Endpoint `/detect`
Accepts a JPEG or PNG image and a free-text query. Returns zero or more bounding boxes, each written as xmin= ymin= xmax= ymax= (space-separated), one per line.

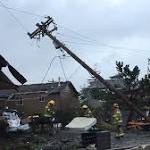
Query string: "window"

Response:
xmin=40 ymin=96 xmax=45 ymax=102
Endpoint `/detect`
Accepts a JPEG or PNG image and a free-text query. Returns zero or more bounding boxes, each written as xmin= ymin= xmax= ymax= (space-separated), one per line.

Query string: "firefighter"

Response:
xmin=37 ymin=100 xmax=56 ymax=134
xmin=81 ymin=105 xmax=93 ymax=117
xmin=44 ymin=100 xmax=56 ymax=118
xmin=112 ymin=103 xmax=124 ymax=138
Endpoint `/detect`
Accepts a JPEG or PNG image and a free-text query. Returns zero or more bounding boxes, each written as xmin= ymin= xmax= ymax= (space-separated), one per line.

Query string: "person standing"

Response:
xmin=42 ymin=100 xmax=56 ymax=134
xmin=44 ymin=100 xmax=56 ymax=118
xmin=112 ymin=103 xmax=124 ymax=138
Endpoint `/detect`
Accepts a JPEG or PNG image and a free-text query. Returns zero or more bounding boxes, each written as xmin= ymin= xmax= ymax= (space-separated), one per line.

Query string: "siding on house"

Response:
xmin=0 ymin=89 xmax=16 ymax=109
xmin=60 ymin=84 xmax=79 ymax=112
xmin=4 ymin=81 xmax=79 ymax=115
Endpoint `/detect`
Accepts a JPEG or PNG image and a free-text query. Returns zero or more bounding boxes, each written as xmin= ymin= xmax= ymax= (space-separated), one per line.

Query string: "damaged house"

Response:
xmin=0 ymin=55 xmax=80 ymax=119
xmin=6 ymin=81 xmax=80 ymax=116
xmin=0 ymin=54 xmax=27 ymax=109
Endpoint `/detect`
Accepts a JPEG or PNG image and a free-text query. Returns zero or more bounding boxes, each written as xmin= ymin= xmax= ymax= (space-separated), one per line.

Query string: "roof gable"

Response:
xmin=18 ymin=82 xmax=67 ymax=92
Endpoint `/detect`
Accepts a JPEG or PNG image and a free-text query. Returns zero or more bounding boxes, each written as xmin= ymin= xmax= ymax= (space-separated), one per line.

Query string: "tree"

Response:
xmin=116 ymin=61 xmax=140 ymax=102
xmin=116 ymin=61 xmax=140 ymax=91
xmin=140 ymin=75 xmax=150 ymax=96
xmin=116 ymin=61 xmax=141 ymax=124
xmin=139 ymin=75 xmax=150 ymax=108
xmin=80 ymin=79 xmax=116 ymax=122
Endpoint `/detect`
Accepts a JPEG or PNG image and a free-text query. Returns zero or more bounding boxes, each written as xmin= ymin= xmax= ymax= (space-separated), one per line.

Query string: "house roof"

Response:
xmin=6 ymin=81 xmax=79 ymax=99
xmin=17 ymin=82 xmax=64 ymax=92
xmin=17 ymin=81 xmax=77 ymax=93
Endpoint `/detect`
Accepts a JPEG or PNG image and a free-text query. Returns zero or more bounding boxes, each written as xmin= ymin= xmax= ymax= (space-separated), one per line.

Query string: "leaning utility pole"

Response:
xmin=28 ymin=16 xmax=150 ymax=122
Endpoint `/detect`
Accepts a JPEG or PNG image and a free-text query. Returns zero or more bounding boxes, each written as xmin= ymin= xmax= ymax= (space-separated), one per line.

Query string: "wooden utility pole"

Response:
xmin=28 ymin=16 xmax=150 ymax=122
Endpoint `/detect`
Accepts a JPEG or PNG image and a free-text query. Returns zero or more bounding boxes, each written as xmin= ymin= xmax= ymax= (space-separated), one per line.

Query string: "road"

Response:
xmin=111 ymin=131 xmax=150 ymax=149
xmin=0 ymin=130 xmax=149 ymax=149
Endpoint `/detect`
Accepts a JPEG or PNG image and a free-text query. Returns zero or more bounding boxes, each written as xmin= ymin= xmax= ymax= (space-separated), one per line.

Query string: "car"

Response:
xmin=2 ymin=109 xmax=30 ymax=132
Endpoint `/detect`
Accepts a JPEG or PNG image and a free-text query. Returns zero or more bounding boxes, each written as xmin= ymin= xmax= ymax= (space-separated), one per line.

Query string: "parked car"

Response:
xmin=2 ymin=109 xmax=30 ymax=132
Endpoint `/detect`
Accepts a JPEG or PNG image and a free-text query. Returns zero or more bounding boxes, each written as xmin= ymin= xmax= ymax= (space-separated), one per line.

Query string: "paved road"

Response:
xmin=111 ymin=131 xmax=150 ymax=149
xmin=0 ymin=130 xmax=149 ymax=149
xmin=46 ymin=130 xmax=150 ymax=149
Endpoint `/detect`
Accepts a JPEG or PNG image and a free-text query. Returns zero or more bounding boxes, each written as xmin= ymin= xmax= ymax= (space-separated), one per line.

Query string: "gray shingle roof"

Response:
xmin=18 ymin=82 xmax=67 ymax=92
xmin=0 ymin=81 xmax=78 ymax=99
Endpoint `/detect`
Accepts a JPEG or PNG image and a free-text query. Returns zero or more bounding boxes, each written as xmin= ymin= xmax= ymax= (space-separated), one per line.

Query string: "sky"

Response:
xmin=0 ymin=0 xmax=150 ymax=91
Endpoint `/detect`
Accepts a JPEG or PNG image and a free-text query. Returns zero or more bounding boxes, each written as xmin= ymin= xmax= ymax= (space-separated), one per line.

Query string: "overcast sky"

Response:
xmin=0 ymin=0 xmax=150 ymax=90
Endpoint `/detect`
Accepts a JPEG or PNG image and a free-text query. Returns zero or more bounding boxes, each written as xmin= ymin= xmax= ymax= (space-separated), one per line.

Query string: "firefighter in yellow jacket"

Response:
xmin=81 ymin=105 xmax=93 ymax=117
xmin=44 ymin=100 xmax=55 ymax=118
xmin=112 ymin=103 xmax=124 ymax=137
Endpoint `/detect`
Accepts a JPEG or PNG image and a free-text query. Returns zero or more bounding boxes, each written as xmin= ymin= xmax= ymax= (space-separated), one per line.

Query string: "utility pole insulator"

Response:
xmin=53 ymin=41 xmax=61 ymax=49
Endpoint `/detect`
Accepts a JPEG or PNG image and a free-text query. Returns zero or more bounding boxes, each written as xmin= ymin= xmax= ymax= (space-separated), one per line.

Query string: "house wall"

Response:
xmin=6 ymin=93 xmax=47 ymax=115
xmin=60 ymin=84 xmax=79 ymax=113
xmin=6 ymin=93 xmax=60 ymax=115
xmin=6 ymin=86 xmax=79 ymax=116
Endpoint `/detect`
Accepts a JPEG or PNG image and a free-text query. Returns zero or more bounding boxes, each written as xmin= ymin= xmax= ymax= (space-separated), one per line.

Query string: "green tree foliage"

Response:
xmin=116 ymin=61 xmax=150 ymax=112
xmin=140 ymin=75 xmax=150 ymax=95
xmin=139 ymin=75 xmax=150 ymax=108
xmin=116 ymin=61 xmax=140 ymax=90
xmin=116 ymin=61 xmax=141 ymax=111
xmin=90 ymin=88 xmax=114 ymax=100
xmin=80 ymin=86 xmax=116 ymax=122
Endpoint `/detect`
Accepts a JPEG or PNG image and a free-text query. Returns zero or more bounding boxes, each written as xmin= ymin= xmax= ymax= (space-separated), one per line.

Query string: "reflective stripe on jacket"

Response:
xmin=112 ymin=110 xmax=123 ymax=125
xmin=44 ymin=108 xmax=55 ymax=117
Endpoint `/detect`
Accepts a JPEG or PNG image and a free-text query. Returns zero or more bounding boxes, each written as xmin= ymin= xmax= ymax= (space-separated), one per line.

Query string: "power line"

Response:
xmin=68 ymin=65 xmax=81 ymax=79
xmin=0 ymin=4 xmax=44 ymax=18
xmin=0 ymin=0 xmax=28 ymax=32
xmin=58 ymin=24 xmax=150 ymax=54
xmin=41 ymin=54 xmax=69 ymax=83
xmin=0 ymin=2 xmax=149 ymax=54
xmin=58 ymin=25 xmax=96 ymax=43
xmin=57 ymin=32 xmax=95 ymax=43
xmin=41 ymin=55 xmax=58 ymax=83
xmin=57 ymin=35 xmax=150 ymax=56
xmin=58 ymin=39 xmax=97 ymax=46
xmin=58 ymin=55 xmax=68 ymax=81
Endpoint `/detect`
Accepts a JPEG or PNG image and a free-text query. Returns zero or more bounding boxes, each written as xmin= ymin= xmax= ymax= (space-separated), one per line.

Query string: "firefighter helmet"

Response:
xmin=113 ymin=103 xmax=119 ymax=108
xmin=48 ymin=100 xmax=55 ymax=106
xmin=82 ymin=105 xmax=88 ymax=109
